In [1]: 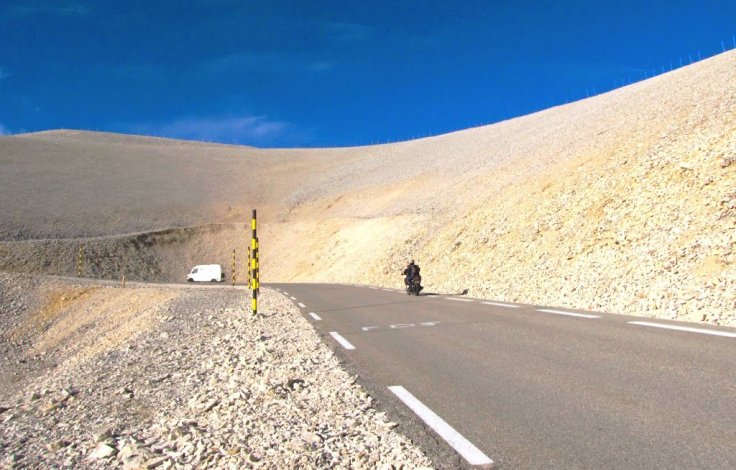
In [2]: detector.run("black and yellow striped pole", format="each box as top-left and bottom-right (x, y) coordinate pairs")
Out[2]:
(77, 244), (85, 277)
(255, 237), (260, 295)
(251, 209), (258, 315)
(231, 249), (236, 287)
(247, 246), (251, 288)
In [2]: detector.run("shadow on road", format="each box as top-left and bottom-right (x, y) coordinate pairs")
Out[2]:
(419, 287), (468, 296)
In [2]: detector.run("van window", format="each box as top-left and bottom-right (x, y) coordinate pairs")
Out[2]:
(192, 268), (198, 273)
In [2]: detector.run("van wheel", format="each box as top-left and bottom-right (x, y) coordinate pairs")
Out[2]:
(211, 279), (217, 282)
(187, 279), (193, 282)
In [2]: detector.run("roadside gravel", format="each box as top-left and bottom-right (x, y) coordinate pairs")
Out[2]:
(0, 275), (432, 469)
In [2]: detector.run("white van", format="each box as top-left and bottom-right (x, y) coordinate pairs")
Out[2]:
(187, 264), (225, 282)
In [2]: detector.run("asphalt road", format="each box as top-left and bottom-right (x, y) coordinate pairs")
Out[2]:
(269, 283), (736, 469)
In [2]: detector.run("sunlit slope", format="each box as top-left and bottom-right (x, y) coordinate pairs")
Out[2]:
(1, 50), (734, 325)
(267, 50), (736, 325)
(0, 131), (333, 239)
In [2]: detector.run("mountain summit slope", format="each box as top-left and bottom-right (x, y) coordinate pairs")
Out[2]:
(1, 51), (734, 325)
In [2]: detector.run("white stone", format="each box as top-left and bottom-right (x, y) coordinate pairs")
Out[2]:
(88, 443), (118, 460)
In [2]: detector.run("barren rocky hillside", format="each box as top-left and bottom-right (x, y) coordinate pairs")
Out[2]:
(1, 50), (734, 326)
(0, 273), (431, 468)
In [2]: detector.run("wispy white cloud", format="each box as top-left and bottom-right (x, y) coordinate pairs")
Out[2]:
(131, 115), (310, 147)
(6, 2), (90, 17)
(91, 63), (166, 83)
(160, 116), (287, 140)
(196, 20), (370, 79)
(324, 22), (374, 43)
(309, 61), (336, 73)
(203, 52), (280, 76)
(202, 52), (336, 78)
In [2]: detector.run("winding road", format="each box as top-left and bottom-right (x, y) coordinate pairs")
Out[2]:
(269, 283), (736, 469)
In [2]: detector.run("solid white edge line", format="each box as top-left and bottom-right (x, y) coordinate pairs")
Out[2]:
(329, 331), (355, 350)
(537, 309), (600, 319)
(298, 302), (306, 308)
(308, 312), (321, 321)
(446, 297), (474, 303)
(388, 386), (493, 467)
(483, 301), (521, 308)
(629, 321), (736, 338)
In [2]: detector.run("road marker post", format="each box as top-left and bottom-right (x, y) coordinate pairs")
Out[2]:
(247, 243), (251, 287)
(251, 210), (258, 315)
(76, 244), (85, 277)
(231, 248), (236, 287)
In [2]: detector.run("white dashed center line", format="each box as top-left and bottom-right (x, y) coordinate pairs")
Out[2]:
(388, 386), (493, 467)
(290, 296), (297, 300)
(537, 309), (600, 319)
(629, 321), (736, 338)
(298, 302), (306, 308)
(446, 297), (474, 302)
(361, 322), (440, 332)
(483, 301), (520, 308)
(329, 332), (355, 350)
(308, 312), (321, 321)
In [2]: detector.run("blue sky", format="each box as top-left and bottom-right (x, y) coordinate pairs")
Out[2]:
(1, 1), (735, 147)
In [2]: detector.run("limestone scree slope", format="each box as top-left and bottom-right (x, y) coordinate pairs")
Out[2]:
(0, 50), (734, 326)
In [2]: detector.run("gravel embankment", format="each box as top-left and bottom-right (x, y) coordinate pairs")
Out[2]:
(0, 274), (432, 469)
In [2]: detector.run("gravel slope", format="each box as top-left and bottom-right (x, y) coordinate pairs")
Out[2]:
(0, 273), (432, 469)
